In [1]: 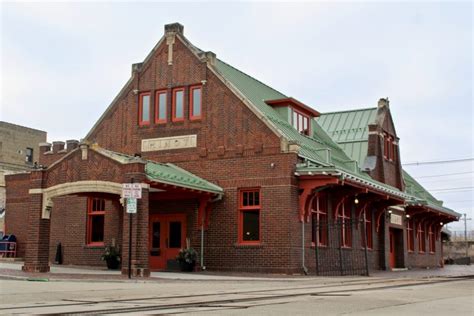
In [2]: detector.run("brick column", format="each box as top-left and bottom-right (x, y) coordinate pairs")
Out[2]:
(121, 176), (150, 277)
(22, 170), (50, 273)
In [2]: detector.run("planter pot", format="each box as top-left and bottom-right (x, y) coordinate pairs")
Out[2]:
(179, 261), (196, 272)
(105, 258), (120, 270)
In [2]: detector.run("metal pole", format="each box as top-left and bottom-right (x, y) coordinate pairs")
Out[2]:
(128, 177), (134, 279)
(200, 224), (204, 270)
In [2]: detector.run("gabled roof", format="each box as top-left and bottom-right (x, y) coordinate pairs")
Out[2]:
(317, 109), (459, 218)
(214, 59), (363, 174)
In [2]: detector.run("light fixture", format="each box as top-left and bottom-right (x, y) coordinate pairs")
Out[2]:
(354, 196), (359, 204)
(440, 222), (443, 226)
(388, 210), (393, 214)
(406, 214), (410, 218)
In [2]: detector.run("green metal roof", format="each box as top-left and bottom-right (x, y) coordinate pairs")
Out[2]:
(317, 109), (460, 218)
(94, 146), (223, 195)
(145, 162), (224, 195)
(317, 108), (377, 143)
(214, 59), (364, 174)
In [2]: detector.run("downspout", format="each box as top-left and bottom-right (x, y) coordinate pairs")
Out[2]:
(200, 193), (223, 270)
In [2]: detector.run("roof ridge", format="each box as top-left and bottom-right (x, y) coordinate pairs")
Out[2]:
(319, 107), (377, 115)
(217, 58), (287, 98)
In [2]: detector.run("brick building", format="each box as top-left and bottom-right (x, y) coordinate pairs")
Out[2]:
(0, 121), (47, 235)
(5, 23), (459, 275)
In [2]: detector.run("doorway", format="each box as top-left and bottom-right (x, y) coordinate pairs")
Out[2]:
(149, 214), (186, 270)
(389, 228), (403, 269)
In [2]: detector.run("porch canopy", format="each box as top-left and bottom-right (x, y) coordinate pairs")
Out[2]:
(295, 162), (409, 231)
(94, 147), (224, 228)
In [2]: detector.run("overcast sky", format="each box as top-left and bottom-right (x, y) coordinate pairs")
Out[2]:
(1, 2), (472, 230)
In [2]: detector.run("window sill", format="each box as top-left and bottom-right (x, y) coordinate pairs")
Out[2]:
(234, 243), (263, 248)
(85, 243), (105, 249)
(429, 252), (435, 255)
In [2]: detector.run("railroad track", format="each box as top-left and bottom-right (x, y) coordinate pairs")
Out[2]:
(2, 276), (473, 315)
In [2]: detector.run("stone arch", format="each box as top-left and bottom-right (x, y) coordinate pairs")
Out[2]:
(30, 180), (122, 219)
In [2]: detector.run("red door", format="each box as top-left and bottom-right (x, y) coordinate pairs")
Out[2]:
(149, 214), (186, 270)
(389, 230), (396, 269)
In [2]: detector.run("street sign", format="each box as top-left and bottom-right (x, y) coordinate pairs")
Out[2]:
(122, 183), (142, 199)
(126, 198), (137, 214)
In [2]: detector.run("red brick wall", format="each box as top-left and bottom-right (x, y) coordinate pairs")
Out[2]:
(5, 173), (31, 258)
(48, 194), (122, 266)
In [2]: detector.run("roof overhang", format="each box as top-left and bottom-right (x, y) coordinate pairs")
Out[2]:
(265, 97), (321, 117)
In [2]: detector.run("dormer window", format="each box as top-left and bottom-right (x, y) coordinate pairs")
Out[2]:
(265, 97), (320, 136)
(292, 108), (310, 135)
(383, 132), (397, 162)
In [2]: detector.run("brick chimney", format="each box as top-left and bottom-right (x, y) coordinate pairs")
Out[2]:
(39, 143), (51, 155)
(378, 98), (389, 109)
(52, 141), (65, 153)
(165, 22), (184, 35)
(66, 140), (79, 152)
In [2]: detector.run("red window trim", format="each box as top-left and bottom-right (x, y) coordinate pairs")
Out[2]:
(291, 107), (311, 135)
(338, 200), (352, 248)
(86, 197), (105, 246)
(428, 226), (435, 253)
(417, 223), (425, 253)
(189, 85), (202, 121)
(238, 188), (261, 245)
(172, 87), (185, 122)
(155, 89), (167, 124)
(138, 92), (151, 126)
(312, 194), (328, 247)
(407, 219), (414, 252)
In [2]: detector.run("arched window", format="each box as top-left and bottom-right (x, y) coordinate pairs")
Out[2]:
(361, 211), (373, 249)
(312, 192), (328, 246)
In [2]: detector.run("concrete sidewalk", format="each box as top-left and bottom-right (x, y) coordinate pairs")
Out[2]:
(1, 261), (473, 282)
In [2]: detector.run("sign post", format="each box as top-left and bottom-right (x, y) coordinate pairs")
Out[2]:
(122, 179), (142, 279)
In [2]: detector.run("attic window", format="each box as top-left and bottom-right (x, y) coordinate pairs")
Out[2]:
(292, 108), (310, 136)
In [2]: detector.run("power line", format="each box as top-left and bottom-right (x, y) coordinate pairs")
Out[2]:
(416, 171), (474, 179)
(403, 157), (474, 166)
(428, 186), (473, 192)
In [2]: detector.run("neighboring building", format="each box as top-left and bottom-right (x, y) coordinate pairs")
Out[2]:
(5, 23), (459, 276)
(0, 121), (47, 235)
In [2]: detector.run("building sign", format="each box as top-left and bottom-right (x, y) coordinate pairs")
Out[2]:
(390, 213), (402, 225)
(141, 135), (197, 152)
(126, 198), (137, 214)
(122, 183), (142, 199)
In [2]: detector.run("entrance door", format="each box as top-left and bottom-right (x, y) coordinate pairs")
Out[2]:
(389, 229), (396, 269)
(149, 214), (186, 270)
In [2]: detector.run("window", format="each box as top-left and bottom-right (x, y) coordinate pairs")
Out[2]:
(190, 85), (202, 120)
(138, 92), (151, 126)
(338, 199), (352, 247)
(238, 189), (261, 244)
(407, 219), (414, 252)
(87, 198), (105, 245)
(155, 90), (167, 123)
(417, 223), (425, 253)
(25, 147), (33, 163)
(361, 211), (373, 249)
(312, 193), (328, 246)
(172, 88), (185, 122)
(428, 226), (435, 253)
(291, 108), (310, 135)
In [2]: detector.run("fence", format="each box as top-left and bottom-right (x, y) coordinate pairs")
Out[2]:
(312, 219), (369, 276)
(449, 230), (474, 241)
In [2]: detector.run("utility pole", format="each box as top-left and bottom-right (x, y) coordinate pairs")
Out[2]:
(462, 213), (472, 258)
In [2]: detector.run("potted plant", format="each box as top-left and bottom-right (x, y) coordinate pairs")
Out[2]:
(176, 238), (197, 272)
(101, 245), (121, 270)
